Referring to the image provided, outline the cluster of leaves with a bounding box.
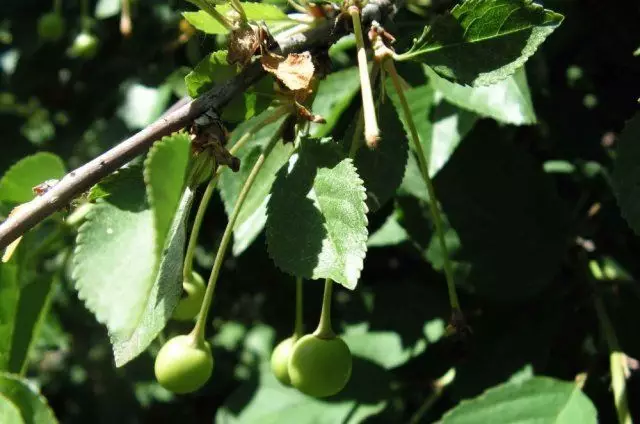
[1,0,640,422]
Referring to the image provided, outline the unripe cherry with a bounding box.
[154,335,213,394]
[270,337,295,386]
[173,271,206,321]
[68,32,99,59]
[38,13,65,42]
[288,334,352,397]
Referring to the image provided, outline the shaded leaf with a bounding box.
[433,122,568,300]
[346,100,409,211]
[441,377,596,423]
[425,66,536,125]
[117,82,172,130]
[219,114,291,256]
[0,263,19,371]
[266,138,368,289]
[397,0,564,86]
[612,113,640,234]
[0,373,58,424]
[0,153,65,205]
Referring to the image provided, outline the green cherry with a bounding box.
[288,334,352,397]
[173,271,206,321]
[68,32,99,59]
[270,337,295,386]
[38,13,65,42]
[154,335,214,394]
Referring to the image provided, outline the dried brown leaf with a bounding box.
[261,51,315,91]
[228,25,260,66]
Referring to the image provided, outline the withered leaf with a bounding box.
[261,51,315,91]
[228,25,260,66]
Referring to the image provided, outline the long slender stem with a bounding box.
[120,0,132,36]
[349,6,380,147]
[293,277,303,340]
[589,260,632,424]
[384,59,461,313]
[314,278,335,339]
[191,122,286,343]
[182,107,287,280]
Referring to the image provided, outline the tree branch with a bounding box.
[0,0,397,250]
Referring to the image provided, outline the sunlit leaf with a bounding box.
[441,377,597,423]
[0,373,58,424]
[0,153,65,206]
[266,138,368,289]
[397,0,563,86]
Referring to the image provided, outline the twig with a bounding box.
[0,0,398,250]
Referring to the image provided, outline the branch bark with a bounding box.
[0,0,396,250]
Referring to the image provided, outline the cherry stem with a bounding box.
[293,277,303,341]
[349,6,380,147]
[53,0,62,14]
[384,58,462,314]
[191,119,286,344]
[183,106,288,281]
[588,259,631,424]
[230,0,247,22]
[186,0,233,31]
[314,279,335,339]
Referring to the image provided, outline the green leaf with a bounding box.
[185,51,236,98]
[397,0,564,86]
[112,185,195,366]
[342,330,419,369]
[0,263,19,371]
[94,0,120,19]
[73,167,156,343]
[183,3,291,35]
[387,81,478,201]
[266,138,368,289]
[0,153,65,205]
[185,51,272,122]
[117,82,172,130]
[612,113,640,235]
[367,211,408,248]
[309,67,360,137]
[440,377,597,423]
[8,275,57,374]
[219,114,292,256]
[425,66,536,125]
[144,133,190,257]
[346,100,409,211]
[433,122,568,300]
[0,393,24,424]
[0,373,58,424]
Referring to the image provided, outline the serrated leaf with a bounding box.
[144,133,190,257]
[266,138,368,289]
[0,393,24,424]
[0,373,58,424]
[397,0,564,86]
[112,186,195,366]
[183,3,291,35]
[612,113,640,234]
[0,153,65,205]
[219,114,291,256]
[440,377,596,423]
[425,66,536,125]
[309,67,361,137]
[73,166,156,340]
[344,100,409,211]
[433,122,568,300]
[73,135,193,366]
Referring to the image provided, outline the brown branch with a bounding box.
[0,0,397,250]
